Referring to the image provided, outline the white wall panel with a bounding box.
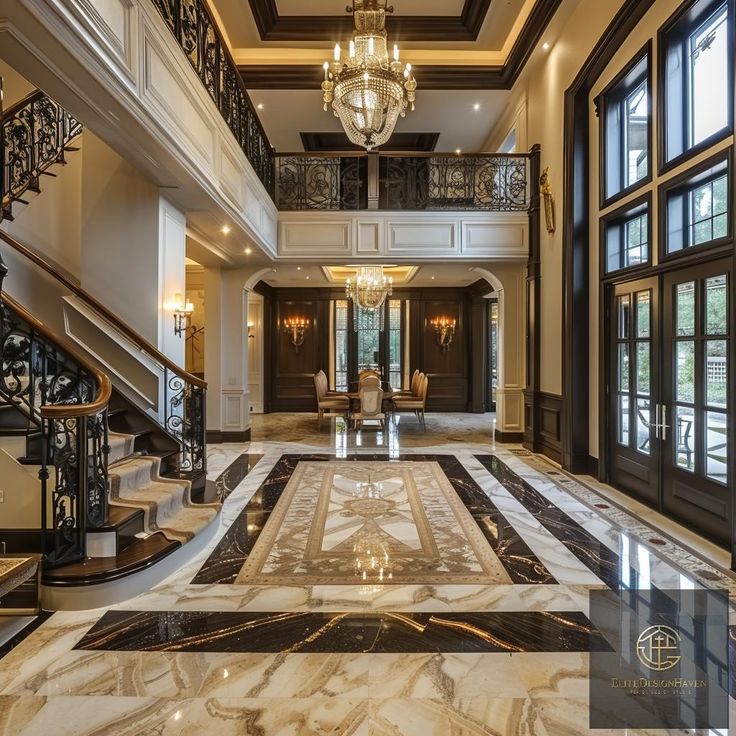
[279,219,352,256]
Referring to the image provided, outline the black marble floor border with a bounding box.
[203,453,264,504]
[475,454,736,698]
[191,453,555,585]
[74,609,611,654]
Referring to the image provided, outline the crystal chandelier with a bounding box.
[321,1,417,151]
[346,265,393,328]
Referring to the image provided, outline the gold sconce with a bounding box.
[540,166,556,234]
[247,322,255,339]
[283,317,309,352]
[173,292,194,337]
[430,317,456,352]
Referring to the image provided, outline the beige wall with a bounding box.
[488,0,629,398]
[0,59,34,108]
[186,266,206,375]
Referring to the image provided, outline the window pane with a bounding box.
[636,290,651,338]
[676,282,695,336]
[636,342,650,395]
[705,411,728,483]
[618,295,631,338]
[705,274,728,334]
[706,339,727,407]
[334,299,349,392]
[618,394,630,446]
[675,406,696,472]
[675,341,695,403]
[625,81,648,187]
[356,307,381,372]
[636,398,652,455]
[388,299,402,390]
[624,213,648,267]
[689,5,729,146]
[618,343,630,391]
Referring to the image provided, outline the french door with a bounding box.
[607,261,732,546]
[661,261,731,545]
[608,277,660,505]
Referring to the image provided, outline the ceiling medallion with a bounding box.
[321,1,417,151]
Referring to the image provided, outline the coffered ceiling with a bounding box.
[207,0,563,152]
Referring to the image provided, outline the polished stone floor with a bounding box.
[0,415,734,735]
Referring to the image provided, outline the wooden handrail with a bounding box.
[1,292,111,419]
[1,89,45,122]
[0,230,207,389]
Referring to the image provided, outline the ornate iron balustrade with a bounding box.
[164,366,206,479]
[276,157,366,210]
[1,91,82,221]
[275,153,530,211]
[149,0,275,197]
[0,296,110,568]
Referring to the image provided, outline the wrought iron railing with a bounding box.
[0,293,111,568]
[1,90,82,221]
[274,153,531,212]
[164,366,206,478]
[149,0,275,197]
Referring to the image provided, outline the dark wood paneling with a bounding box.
[240,0,562,91]
[413,297,468,412]
[248,0,492,42]
[271,299,330,412]
[523,391,562,464]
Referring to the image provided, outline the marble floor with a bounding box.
[0,415,734,735]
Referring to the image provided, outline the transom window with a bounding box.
[604,202,650,273]
[663,0,732,165]
[664,157,729,255]
[602,52,650,202]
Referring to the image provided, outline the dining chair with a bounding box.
[313,372,349,425]
[392,374,428,430]
[352,383,385,431]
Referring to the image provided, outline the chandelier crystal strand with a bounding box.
[321,1,416,150]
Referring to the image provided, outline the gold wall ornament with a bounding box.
[540,166,556,234]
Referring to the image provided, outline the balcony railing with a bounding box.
[275,153,531,212]
[149,0,274,197]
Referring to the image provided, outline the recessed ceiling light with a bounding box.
[221,225,231,235]
[455,148,462,155]
[245,247,252,255]
[297,266,301,271]
[431,276,435,280]
[257,103,264,110]
[306,275,310,280]
[473,103,480,111]
[542,42,550,51]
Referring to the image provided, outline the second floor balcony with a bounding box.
[275,153,531,212]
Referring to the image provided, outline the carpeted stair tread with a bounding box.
[108,455,219,545]
[108,432,135,465]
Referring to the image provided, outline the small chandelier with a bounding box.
[321,0,417,151]
[346,265,393,327]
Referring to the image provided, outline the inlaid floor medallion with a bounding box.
[234,461,512,585]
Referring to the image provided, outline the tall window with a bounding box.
[603,200,650,273]
[663,1,731,165]
[664,157,729,255]
[388,300,402,389]
[356,307,381,373]
[602,52,649,202]
[334,299,349,391]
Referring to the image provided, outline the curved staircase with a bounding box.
[0,87,216,605]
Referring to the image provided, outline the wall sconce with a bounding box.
[430,317,456,352]
[283,317,309,352]
[173,292,194,338]
[247,323,255,339]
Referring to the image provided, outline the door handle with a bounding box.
[660,404,670,443]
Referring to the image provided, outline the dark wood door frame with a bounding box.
[561,0,657,474]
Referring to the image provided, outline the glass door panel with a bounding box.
[608,277,659,505]
[662,260,731,546]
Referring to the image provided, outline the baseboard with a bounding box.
[495,429,524,443]
[206,429,251,443]
[587,455,599,478]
